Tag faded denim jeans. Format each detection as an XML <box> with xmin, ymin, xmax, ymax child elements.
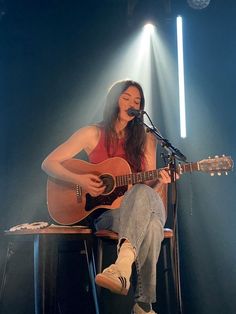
<box><xmin>94</xmin><ymin>183</ymin><xmax>166</xmax><ymax>303</ymax></box>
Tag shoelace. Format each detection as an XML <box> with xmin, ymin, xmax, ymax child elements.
<box><xmin>105</xmin><ymin>264</ymin><xmax>122</xmax><ymax>276</ymax></box>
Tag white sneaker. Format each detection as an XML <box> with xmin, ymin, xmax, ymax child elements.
<box><xmin>132</xmin><ymin>303</ymin><xmax>157</xmax><ymax>314</ymax></box>
<box><xmin>95</xmin><ymin>264</ymin><xmax>130</xmax><ymax>295</ymax></box>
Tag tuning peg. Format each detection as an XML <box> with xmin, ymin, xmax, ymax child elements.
<box><xmin>208</xmin><ymin>156</ymin><xmax>211</xmax><ymax>159</ymax></box>
<box><xmin>215</xmin><ymin>155</ymin><xmax>219</xmax><ymax>158</ymax></box>
<box><xmin>217</xmin><ymin>172</ymin><xmax>222</xmax><ymax>176</ymax></box>
<box><xmin>225</xmin><ymin>172</ymin><xmax>228</xmax><ymax>175</ymax></box>
<box><xmin>210</xmin><ymin>173</ymin><xmax>215</xmax><ymax>176</ymax></box>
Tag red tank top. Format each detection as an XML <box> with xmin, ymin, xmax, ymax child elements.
<box><xmin>88</xmin><ymin>127</ymin><xmax>127</xmax><ymax>164</ymax></box>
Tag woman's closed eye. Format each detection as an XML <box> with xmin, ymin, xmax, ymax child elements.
<box><xmin>122</xmin><ymin>96</ymin><xmax>140</xmax><ymax>106</ymax></box>
<box><xmin>122</xmin><ymin>96</ymin><xmax>130</xmax><ymax>101</ymax></box>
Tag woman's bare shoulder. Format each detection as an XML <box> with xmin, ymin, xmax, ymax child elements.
<box><xmin>72</xmin><ymin>124</ymin><xmax>100</xmax><ymax>140</ymax></box>
<box><xmin>68</xmin><ymin>124</ymin><xmax>101</xmax><ymax>154</ymax></box>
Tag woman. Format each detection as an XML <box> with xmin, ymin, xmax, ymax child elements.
<box><xmin>42</xmin><ymin>79</ymin><xmax>171</xmax><ymax>314</ymax></box>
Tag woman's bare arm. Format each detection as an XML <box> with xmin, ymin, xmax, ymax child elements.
<box><xmin>42</xmin><ymin>125</ymin><xmax>105</xmax><ymax>196</ymax></box>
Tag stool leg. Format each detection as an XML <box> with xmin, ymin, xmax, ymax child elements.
<box><xmin>96</xmin><ymin>239</ymin><xmax>103</xmax><ymax>275</ymax></box>
<box><xmin>0</xmin><ymin>241</ymin><xmax>15</xmax><ymax>307</ymax></box>
<box><xmin>84</xmin><ymin>239</ymin><xmax>100</xmax><ymax>314</ymax></box>
<box><xmin>34</xmin><ymin>235</ymin><xmax>58</xmax><ymax>314</ymax></box>
<box><xmin>162</xmin><ymin>239</ymin><xmax>172</xmax><ymax>314</ymax></box>
<box><xmin>95</xmin><ymin>238</ymin><xmax>104</xmax><ymax>298</ymax></box>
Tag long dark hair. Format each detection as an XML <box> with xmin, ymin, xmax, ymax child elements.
<box><xmin>102</xmin><ymin>79</ymin><xmax>147</xmax><ymax>172</ymax></box>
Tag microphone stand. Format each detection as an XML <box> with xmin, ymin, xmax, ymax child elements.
<box><xmin>136</xmin><ymin>113</ymin><xmax>185</xmax><ymax>314</ymax></box>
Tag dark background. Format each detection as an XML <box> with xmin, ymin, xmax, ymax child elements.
<box><xmin>0</xmin><ymin>0</ymin><xmax>235</xmax><ymax>313</ymax></box>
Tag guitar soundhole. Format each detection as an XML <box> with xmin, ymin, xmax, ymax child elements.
<box><xmin>100</xmin><ymin>174</ymin><xmax>114</xmax><ymax>194</ymax></box>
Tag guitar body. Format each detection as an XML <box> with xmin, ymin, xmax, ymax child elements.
<box><xmin>47</xmin><ymin>157</ymin><xmax>132</xmax><ymax>225</ymax></box>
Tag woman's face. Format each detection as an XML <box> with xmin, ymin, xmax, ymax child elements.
<box><xmin>118</xmin><ymin>86</ymin><xmax>141</xmax><ymax>122</ymax></box>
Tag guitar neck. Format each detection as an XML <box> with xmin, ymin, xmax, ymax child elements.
<box><xmin>115</xmin><ymin>162</ymin><xmax>201</xmax><ymax>187</ymax></box>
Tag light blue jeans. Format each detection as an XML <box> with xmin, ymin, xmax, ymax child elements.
<box><xmin>94</xmin><ymin>184</ymin><xmax>166</xmax><ymax>303</ymax></box>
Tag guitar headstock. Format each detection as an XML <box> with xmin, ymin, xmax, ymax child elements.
<box><xmin>198</xmin><ymin>155</ymin><xmax>234</xmax><ymax>176</ymax></box>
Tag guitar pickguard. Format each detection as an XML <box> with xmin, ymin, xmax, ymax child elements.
<box><xmin>85</xmin><ymin>186</ymin><xmax>128</xmax><ymax>211</ymax></box>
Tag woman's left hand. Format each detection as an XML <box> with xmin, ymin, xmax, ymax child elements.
<box><xmin>158</xmin><ymin>168</ymin><xmax>179</xmax><ymax>184</ymax></box>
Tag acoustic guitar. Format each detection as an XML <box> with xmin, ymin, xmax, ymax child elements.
<box><xmin>47</xmin><ymin>155</ymin><xmax>233</xmax><ymax>225</ymax></box>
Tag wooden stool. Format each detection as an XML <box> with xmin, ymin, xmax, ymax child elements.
<box><xmin>0</xmin><ymin>226</ymin><xmax>99</xmax><ymax>314</ymax></box>
<box><xmin>94</xmin><ymin>228</ymin><xmax>178</xmax><ymax>314</ymax></box>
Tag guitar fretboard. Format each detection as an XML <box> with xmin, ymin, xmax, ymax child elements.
<box><xmin>115</xmin><ymin>162</ymin><xmax>201</xmax><ymax>187</ymax></box>
<box><xmin>116</xmin><ymin>170</ymin><xmax>159</xmax><ymax>186</ymax></box>
<box><xmin>180</xmin><ymin>162</ymin><xmax>199</xmax><ymax>173</ymax></box>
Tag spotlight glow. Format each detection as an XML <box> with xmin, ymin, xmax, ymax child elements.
<box><xmin>176</xmin><ymin>16</ymin><xmax>187</xmax><ymax>138</ymax></box>
<box><xmin>143</xmin><ymin>23</ymin><xmax>155</xmax><ymax>34</ymax></box>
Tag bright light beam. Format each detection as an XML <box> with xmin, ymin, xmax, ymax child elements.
<box><xmin>143</xmin><ymin>23</ymin><xmax>155</xmax><ymax>34</ymax></box>
<box><xmin>176</xmin><ymin>16</ymin><xmax>187</xmax><ymax>138</ymax></box>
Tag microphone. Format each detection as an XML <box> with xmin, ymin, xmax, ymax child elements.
<box><xmin>127</xmin><ymin>108</ymin><xmax>145</xmax><ymax>117</ymax></box>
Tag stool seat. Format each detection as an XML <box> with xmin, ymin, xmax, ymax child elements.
<box><xmin>95</xmin><ymin>227</ymin><xmax>173</xmax><ymax>240</ymax></box>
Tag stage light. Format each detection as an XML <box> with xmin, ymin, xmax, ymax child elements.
<box><xmin>176</xmin><ymin>16</ymin><xmax>186</xmax><ymax>138</ymax></box>
<box><xmin>143</xmin><ymin>23</ymin><xmax>155</xmax><ymax>34</ymax></box>
<box><xmin>187</xmin><ymin>0</ymin><xmax>211</xmax><ymax>10</ymax></box>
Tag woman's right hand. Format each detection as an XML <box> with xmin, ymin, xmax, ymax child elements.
<box><xmin>77</xmin><ymin>173</ymin><xmax>105</xmax><ymax>197</ymax></box>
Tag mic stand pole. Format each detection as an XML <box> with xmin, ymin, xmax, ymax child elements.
<box><xmin>136</xmin><ymin>116</ymin><xmax>185</xmax><ymax>314</ymax></box>
<box><xmin>167</xmin><ymin>154</ymin><xmax>183</xmax><ymax>314</ymax></box>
